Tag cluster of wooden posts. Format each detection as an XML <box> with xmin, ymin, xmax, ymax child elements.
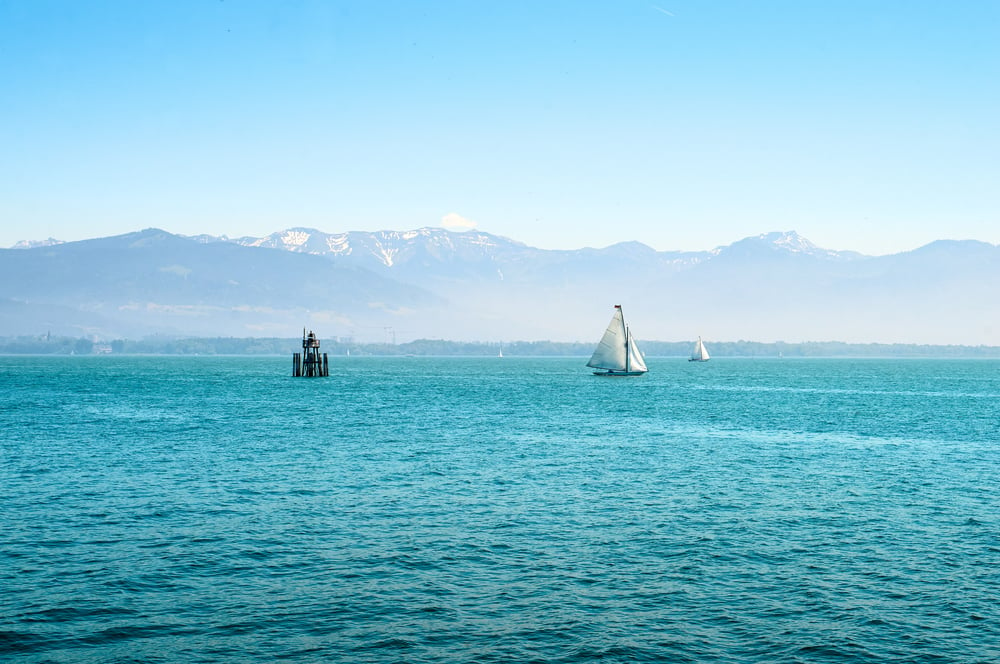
<box><xmin>292</xmin><ymin>329</ymin><xmax>329</xmax><ymax>377</ymax></box>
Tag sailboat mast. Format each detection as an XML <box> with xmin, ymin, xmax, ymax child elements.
<box><xmin>626</xmin><ymin>328</ymin><xmax>631</xmax><ymax>372</ymax></box>
<box><xmin>623</xmin><ymin>318</ymin><xmax>631</xmax><ymax>373</ymax></box>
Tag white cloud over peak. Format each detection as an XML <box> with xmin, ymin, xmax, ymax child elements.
<box><xmin>441</xmin><ymin>212</ymin><xmax>477</xmax><ymax>231</ymax></box>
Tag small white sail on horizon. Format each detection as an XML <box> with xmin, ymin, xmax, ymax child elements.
<box><xmin>689</xmin><ymin>336</ymin><xmax>710</xmax><ymax>362</ymax></box>
<box><xmin>587</xmin><ymin>305</ymin><xmax>648</xmax><ymax>376</ymax></box>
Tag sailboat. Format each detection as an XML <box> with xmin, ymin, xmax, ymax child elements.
<box><xmin>587</xmin><ymin>305</ymin><xmax>648</xmax><ymax>376</ymax></box>
<box><xmin>689</xmin><ymin>336</ymin><xmax>710</xmax><ymax>362</ymax></box>
<box><xmin>498</xmin><ymin>342</ymin><xmax>503</xmax><ymax>358</ymax></box>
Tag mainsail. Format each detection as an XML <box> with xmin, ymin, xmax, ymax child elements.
<box><xmin>587</xmin><ymin>305</ymin><xmax>648</xmax><ymax>374</ymax></box>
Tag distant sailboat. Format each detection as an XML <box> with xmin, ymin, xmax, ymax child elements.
<box><xmin>689</xmin><ymin>336</ymin><xmax>710</xmax><ymax>362</ymax></box>
<box><xmin>498</xmin><ymin>342</ymin><xmax>504</xmax><ymax>358</ymax></box>
<box><xmin>587</xmin><ymin>305</ymin><xmax>648</xmax><ymax>376</ymax></box>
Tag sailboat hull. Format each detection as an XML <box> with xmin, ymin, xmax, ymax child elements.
<box><xmin>592</xmin><ymin>370</ymin><xmax>646</xmax><ymax>376</ymax></box>
<box><xmin>688</xmin><ymin>358</ymin><xmax>709</xmax><ymax>362</ymax></box>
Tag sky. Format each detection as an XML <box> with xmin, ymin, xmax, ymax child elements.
<box><xmin>1</xmin><ymin>0</ymin><xmax>998</xmax><ymax>255</ymax></box>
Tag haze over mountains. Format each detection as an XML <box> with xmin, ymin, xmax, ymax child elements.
<box><xmin>2</xmin><ymin>228</ymin><xmax>997</xmax><ymax>345</ymax></box>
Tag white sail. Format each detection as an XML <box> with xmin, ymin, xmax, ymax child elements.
<box><xmin>587</xmin><ymin>305</ymin><xmax>647</xmax><ymax>374</ymax></box>
<box><xmin>627</xmin><ymin>331</ymin><xmax>648</xmax><ymax>372</ymax></box>
<box><xmin>587</xmin><ymin>307</ymin><xmax>628</xmax><ymax>370</ymax></box>
<box><xmin>691</xmin><ymin>336</ymin><xmax>710</xmax><ymax>361</ymax></box>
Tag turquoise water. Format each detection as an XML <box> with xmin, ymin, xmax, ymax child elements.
<box><xmin>2</xmin><ymin>356</ymin><xmax>999</xmax><ymax>663</ymax></box>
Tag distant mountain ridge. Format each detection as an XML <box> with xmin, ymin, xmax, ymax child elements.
<box><xmin>2</xmin><ymin>227</ymin><xmax>998</xmax><ymax>345</ymax></box>
<box><xmin>192</xmin><ymin>226</ymin><xmax>851</xmax><ymax>269</ymax></box>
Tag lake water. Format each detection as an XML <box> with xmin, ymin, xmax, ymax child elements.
<box><xmin>2</xmin><ymin>356</ymin><xmax>999</xmax><ymax>662</ymax></box>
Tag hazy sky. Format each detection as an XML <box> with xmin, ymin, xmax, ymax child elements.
<box><xmin>2</xmin><ymin>0</ymin><xmax>998</xmax><ymax>254</ymax></box>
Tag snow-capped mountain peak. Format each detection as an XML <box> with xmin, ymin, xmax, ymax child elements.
<box><xmin>10</xmin><ymin>237</ymin><xmax>64</xmax><ymax>249</ymax></box>
<box><xmin>716</xmin><ymin>230</ymin><xmax>858</xmax><ymax>261</ymax></box>
<box><xmin>761</xmin><ymin>230</ymin><xmax>816</xmax><ymax>252</ymax></box>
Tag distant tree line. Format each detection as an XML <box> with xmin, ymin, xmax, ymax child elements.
<box><xmin>3</xmin><ymin>335</ymin><xmax>1000</xmax><ymax>358</ymax></box>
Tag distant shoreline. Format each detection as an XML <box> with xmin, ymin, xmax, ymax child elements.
<box><xmin>2</xmin><ymin>336</ymin><xmax>999</xmax><ymax>358</ymax></box>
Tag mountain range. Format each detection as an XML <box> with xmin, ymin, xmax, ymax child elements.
<box><xmin>2</xmin><ymin>228</ymin><xmax>998</xmax><ymax>345</ymax></box>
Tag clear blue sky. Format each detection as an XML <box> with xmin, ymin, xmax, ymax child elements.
<box><xmin>2</xmin><ymin>0</ymin><xmax>997</xmax><ymax>254</ymax></box>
